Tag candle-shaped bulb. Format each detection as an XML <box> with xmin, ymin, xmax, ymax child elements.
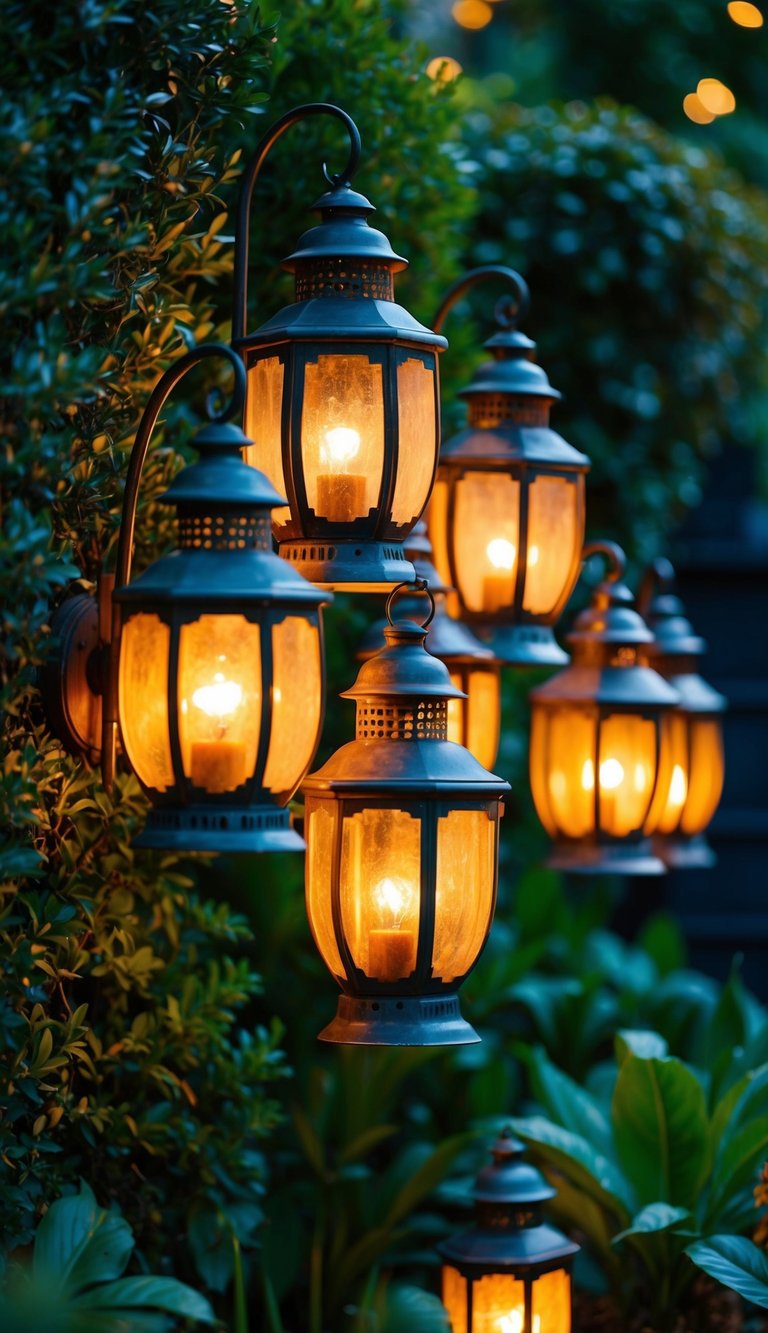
<box><xmin>321</xmin><ymin>425</ymin><xmax>361</xmax><ymax>471</ymax></box>
<box><xmin>191</xmin><ymin>671</ymin><xmax>243</xmax><ymax>721</ymax></box>
<box><xmin>487</xmin><ymin>536</ymin><xmax>517</xmax><ymax>571</ymax></box>
<box><xmin>374</xmin><ymin>875</ymin><xmax>414</xmax><ymax>927</ymax></box>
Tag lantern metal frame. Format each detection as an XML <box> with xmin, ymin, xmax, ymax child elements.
<box><xmin>302</xmin><ymin>581</ymin><xmax>510</xmax><ymax>1047</ymax></box>
<box><xmin>42</xmin><ymin>343</ymin><xmax>330</xmax><ymax>854</ymax></box>
<box><xmin>231</xmin><ymin>103</ymin><xmax>447</xmax><ymax>591</ymax></box>
<box><xmin>529</xmin><ymin>541</ymin><xmax>679</xmax><ymax>875</ymax></box>
<box><xmin>438</xmin><ymin>1129</ymin><xmax>579</xmax><ymax>1333</ymax></box>
<box><xmin>638</xmin><ymin>557</ymin><xmax>727</xmax><ymax>869</ymax></box>
<box><xmin>428</xmin><ymin>266</ymin><xmax>590</xmax><ymax>666</ymax></box>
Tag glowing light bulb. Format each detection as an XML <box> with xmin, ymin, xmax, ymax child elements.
<box><xmin>528</xmin><ymin>545</ymin><xmax>540</xmax><ymax>567</ymax></box>
<box><xmin>498</xmin><ymin>1313</ymin><xmax>541</xmax><ymax>1333</ymax></box>
<box><xmin>374</xmin><ymin>876</ymin><xmax>414</xmax><ymax>927</ymax></box>
<box><xmin>321</xmin><ymin>425</ymin><xmax>361</xmax><ymax>469</ymax></box>
<box><xmin>487</xmin><ymin>537</ymin><xmax>517</xmax><ymax>571</ymax></box>
<box><xmin>600</xmin><ymin>758</ymin><xmax>625</xmax><ymax>790</ymax></box>
<box><xmin>191</xmin><ymin>672</ymin><xmax>243</xmax><ymax>718</ymax></box>
<box><xmin>669</xmin><ymin>764</ymin><xmax>688</xmax><ymax>807</ymax></box>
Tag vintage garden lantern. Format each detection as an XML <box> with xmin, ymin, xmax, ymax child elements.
<box><xmin>44</xmin><ymin>344</ymin><xmax>329</xmax><ymax>853</ymax></box>
<box><xmin>358</xmin><ymin>523</ymin><xmax>503</xmax><ymax>771</ymax></box>
<box><xmin>302</xmin><ymin>582</ymin><xmax>509</xmax><ymax>1046</ymax></box>
<box><xmin>528</xmin><ymin>542</ymin><xmax>679</xmax><ymax>874</ymax></box>
<box><xmin>639</xmin><ymin>558</ymin><xmax>726</xmax><ymax>868</ymax></box>
<box><xmin>427</xmin><ymin>267</ymin><xmax>590</xmax><ymax>666</ymax></box>
<box><xmin>439</xmin><ymin>1129</ymin><xmax>578</xmax><ymax>1333</ymax></box>
<box><xmin>231</xmin><ymin>103</ymin><xmax>447</xmax><ymax>591</ymax></box>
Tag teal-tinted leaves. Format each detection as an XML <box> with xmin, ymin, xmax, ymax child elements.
<box><xmin>612</xmin><ymin>1055</ymin><xmax>710</xmax><ymax>1210</ymax></box>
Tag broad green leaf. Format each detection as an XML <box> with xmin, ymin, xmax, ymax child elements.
<box><xmin>511</xmin><ymin>1116</ymin><xmax>634</xmax><ymax>1220</ymax></box>
<box><xmin>33</xmin><ymin>1184</ymin><xmax>101</xmax><ymax>1284</ymax></box>
<box><xmin>612</xmin><ymin>1056</ymin><xmax>710</xmax><ymax>1209</ymax></box>
<box><xmin>529</xmin><ymin>1046</ymin><xmax>611</xmax><ymax>1147</ymax></box>
<box><xmin>705</xmin><ymin>1116</ymin><xmax>768</xmax><ymax>1227</ymax></box>
<box><xmin>615</xmin><ymin>1030</ymin><xmax>668</xmax><ymax>1063</ymax></box>
<box><xmin>71</xmin><ymin>1276</ymin><xmax>215</xmax><ymax>1322</ymax></box>
<box><xmin>686</xmin><ymin>1236</ymin><xmax>768</xmax><ymax>1309</ymax></box>
<box><xmin>377</xmin><ymin>1284</ymin><xmax>450</xmax><ymax>1332</ymax></box>
<box><xmin>383</xmin><ymin>1135</ymin><xmax>470</xmax><ymax>1228</ymax></box>
<box><xmin>711</xmin><ymin>1061</ymin><xmax>768</xmax><ymax>1153</ymax></box>
<box><xmin>614</xmin><ymin>1203</ymin><xmax>690</xmax><ymax>1245</ymax></box>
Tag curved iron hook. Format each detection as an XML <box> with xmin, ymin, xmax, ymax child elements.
<box><xmin>231</xmin><ymin>103</ymin><xmax>362</xmax><ymax>343</ymax></box>
<box><xmin>385</xmin><ymin>577</ymin><xmax>436</xmax><ymax>630</ymax></box>
<box><xmin>581</xmin><ymin>539</ymin><xmax>627</xmax><ymax>584</ymax></box>
<box><xmin>431</xmin><ymin>264</ymin><xmax>531</xmax><ymax>337</ymax></box>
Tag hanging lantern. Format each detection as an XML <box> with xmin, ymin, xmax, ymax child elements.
<box><xmin>439</xmin><ymin>1129</ymin><xmax>579</xmax><ymax>1333</ymax></box>
<box><xmin>358</xmin><ymin>523</ymin><xmax>503</xmax><ymax>771</ymax></box>
<box><xmin>528</xmin><ymin>542</ymin><xmax>679</xmax><ymax>875</ymax></box>
<box><xmin>231</xmin><ymin>103</ymin><xmax>447</xmax><ymax>591</ymax></box>
<box><xmin>639</xmin><ymin>558</ymin><xmax>727</xmax><ymax>868</ymax></box>
<box><xmin>43</xmin><ymin>345</ymin><xmax>330</xmax><ymax>853</ymax></box>
<box><xmin>427</xmin><ymin>267</ymin><xmax>590</xmax><ymax>666</ymax></box>
<box><xmin>302</xmin><ymin>583</ymin><xmax>509</xmax><ymax>1046</ymax></box>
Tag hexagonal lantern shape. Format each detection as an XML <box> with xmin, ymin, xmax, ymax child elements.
<box><xmin>427</xmin><ymin>268</ymin><xmax>590</xmax><ymax>665</ymax></box>
<box><xmin>303</xmin><ymin>586</ymin><xmax>509</xmax><ymax>1046</ymax></box>
<box><xmin>529</xmin><ymin>542</ymin><xmax>679</xmax><ymax>875</ymax></box>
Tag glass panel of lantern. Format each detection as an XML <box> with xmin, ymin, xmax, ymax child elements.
<box><xmin>639</xmin><ymin>559</ymin><xmax>727</xmax><ymax>868</ymax></box>
<box><xmin>302</xmin><ymin>588</ymin><xmax>509</xmax><ymax>1046</ymax></box>
<box><xmin>528</xmin><ymin>542</ymin><xmax>679</xmax><ymax>875</ymax></box>
<box><xmin>428</xmin><ymin>307</ymin><xmax>589</xmax><ymax>665</ymax></box>
<box><xmin>236</xmin><ymin>180</ymin><xmax>447</xmax><ymax>591</ymax></box>
<box><xmin>357</xmin><ymin>523</ymin><xmax>503</xmax><ymax>772</ymax></box>
<box><xmin>439</xmin><ymin>1131</ymin><xmax>579</xmax><ymax>1333</ymax></box>
<box><xmin>116</xmin><ymin>416</ymin><xmax>330</xmax><ymax>853</ymax></box>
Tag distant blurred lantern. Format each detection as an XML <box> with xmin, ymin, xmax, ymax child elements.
<box><xmin>231</xmin><ymin>103</ymin><xmax>447</xmax><ymax>592</ymax></box>
<box><xmin>696</xmin><ymin>77</ymin><xmax>736</xmax><ymax>115</ymax></box>
<box><xmin>427</xmin><ymin>267</ymin><xmax>590</xmax><ymax>666</ymax></box>
<box><xmin>358</xmin><ymin>523</ymin><xmax>503</xmax><ymax>771</ymax></box>
<box><xmin>303</xmin><ymin>583</ymin><xmax>509</xmax><ymax>1046</ymax></box>
<box><xmin>43</xmin><ymin>345</ymin><xmax>329</xmax><ymax>853</ymax></box>
<box><xmin>439</xmin><ymin>1129</ymin><xmax>579</xmax><ymax>1333</ymax></box>
<box><xmin>728</xmin><ymin>1</ymin><xmax>764</xmax><ymax>26</ymax></box>
<box><xmin>639</xmin><ymin>558</ymin><xmax>727</xmax><ymax>868</ymax></box>
<box><xmin>426</xmin><ymin>55</ymin><xmax>464</xmax><ymax>81</ymax></box>
<box><xmin>529</xmin><ymin>542</ymin><xmax>679</xmax><ymax>875</ymax></box>
<box><xmin>683</xmin><ymin>93</ymin><xmax>716</xmax><ymax>125</ymax></box>
<box><xmin>452</xmin><ymin>0</ymin><xmax>494</xmax><ymax>27</ymax></box>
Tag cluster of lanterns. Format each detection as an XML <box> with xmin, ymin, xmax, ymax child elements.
<box><xmin>42</xmin><ymin>101</ymin><xmax>728</xmax><ymax>1333</ymax></box>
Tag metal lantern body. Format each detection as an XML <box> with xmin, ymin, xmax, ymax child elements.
<box><xmin>235</xmin><ymin>183</ymin><xmax>447</xmax><ymax>591</ymax></box>
<box><xmin>529</xmin><ymin>545</ymin><xmax>679</xmax><ymax>875</ymax></box>
<box><xmin>115</xmin><ymin>418</ymin><xmax>330</xmax><ymax>852</ymax></box>
<box><xmin>439</xmin><ymin>1132</ymin><xmax>578</xmax><ymax>1333</ymax></box>
<box><xmin>641</xmin><ymin>573</ymin><xmax>726</xmax><ymax>868</ymax></box>
<box><xmin>358</xmin><ymin>525</ymin><xmax>503</xmax><ymax>772</ymax></box>
<box><xmin>428</xmin><ymin>325</ymin><xmax>590</xmax><ymax>666</ymax></box>
<box><xmin>302</xmin><ymin>604</ymin><xmax>509</xmax><ymax>1046</ymax></box>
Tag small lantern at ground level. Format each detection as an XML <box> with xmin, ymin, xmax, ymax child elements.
<box><xmin>358</xmin><ymin>523</ymin><xmax>503</xmax><ymax>771</ymax></box>
<box><xmin>232</xmin><ymin>103</ymin><xmax>447</xmax><ymax>591</ymax></box>
<box><xmin>639</xmin><ymin>558</ymin><xmax>727</xmax><ymax>868</ymax></box>
<box><xmin>303</xmin><ymin>584</ymin><xmax>509</xmax><ymax>1046</ymax></box>
<box><xmin>529</xmin><ymin>542</ymin><xmax>679</xmax><ymax>875</ymax></box>
<box><xmin>439</xmin><ymin>1130</ymin><xmax>578</xmax><ymax>1333</ymax></box>
<box><xmin>427</xmin><ymin>267</ymin><xmax>590</xmax><ymax>666</ymax></box>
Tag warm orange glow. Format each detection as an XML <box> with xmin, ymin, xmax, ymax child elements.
<box><xmin>119</xmin><ymin>613</ymin><xmax>173</xmax><ymax>791</ymax></box>
<box><xmin>646</xmin><ymin>713</ymin><xmax>724</xmax><ymax>837</ymax></box>
<box><xmin>302</xmin><ymin>354</ymin><xmax>384</xmax><ymax>521</ymax></box>
<box><xmin>433</xmin><ymin>809</ymin><xmax>496</xmax><ymax>982</ymax></box>
<box><xmin>178</xmin><ymin>615</ymin><xmax>261</xmax><ymax>792</ymax></box>
<box><xmin>339</xmin><ymin>808</ymin><xmax>421</xmax><ymax>980</ymax></box>
<box><xmin>306</xmin><ymin>801</ymin><xmax>344</xmax><ymax>978</ymax></box>
<box><xmin>392</xmin><ymin>358</ymin><xmax>438</xmax><ymax>527</ymax></box>
<box><xmin>683</xmin><ymin>93</ymin><xmax>716</xmax><ymax>125</ymax></box>
<box><xmin>449</xmin><ymin>666</ymin><xmax>501</xmax><ymax>771</ymax></box>
<box><xmin>728</xmin><ymin>0</ymin><xmax>764</xmax><ymax>24</ymax></box>
<box><xmin>426</xmin><ymin>55</ymin><xmax>464</xmax><ymax>81</ymax></box>
<box><xmin>442</xmin><ymin>1266</ymin><xmax>571</xmax><ymax>1333</ymax></box>
<box><xmin>244</xmin><ymin>355</ymin><xmax>290</xmax><ymax>527</ymax></box>
<box><xmin>263</xmin><ymin>616</ymin><xmax>323</xmax><ymax>801</ymax></box>
<box><xmin>454</xmin><ymin>472</ymin><xmax>520</xmax><ymax>613</ymax></box>
<box><xmin>523</xmin><ymin>476</ymin><xmax>582</xmax><ymax>616</ymax></box>
<box><xmin>697</xmin><ymin>78</ymin><xmax>737</xmax><ymax>115</ymax></box>
<box><xmin>452</xmin><ymin>0</ymin><xmax>493</xmax><ymax>27</ymax></box>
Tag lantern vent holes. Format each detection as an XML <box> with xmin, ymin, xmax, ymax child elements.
<box><xmin>295</xmin><ymin>259</ymin><xmax>394</xmax><ymax>302</ymax></box>
<box><xmin>356</xmin><ymin>699</ymin><xmax>448</xmax><ymax>740</ymax></box>
<box><xmin>468</xmin><ymin>395</ymin><xmax>549</xmax><ymax>429</ymax></box>
<box><xmin>178</xmin><ymin>513</ymin><xmax>271</xmax><ymax>551</ymax></box>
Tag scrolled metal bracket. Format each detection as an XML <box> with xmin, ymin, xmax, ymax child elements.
<box><xmin>431</xmin><ymin>264</ymin><xmax>531</xmax><ymax>337</ymax></box>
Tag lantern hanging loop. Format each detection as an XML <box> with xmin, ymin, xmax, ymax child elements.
<box><xmin>232</xmin><ymin>102</ymin><xmax>362</xmax><ymax>342</ymax></box>
<box><xmin>431</xmin><ymin>264</ymin><xmax>530</xmax><ymax>336</ymax></box>
<box><xmin>385</xmin><ymin>577</ymin><xmax>436</xmax><ymax>630</ymax></box>
<box><xmin>104</xmin><ymin>342</ymin><xmax>246</xmax><ymax>790</ymax></box>
<box><xmin>581</xmin><ymin>538</ymin><xmax>626</xmax><ymax>585</ymax></box>
<box><xmin>636</xmin><ymin>554</ymin><xmax>676</xmax><ymax>616</ymax></box>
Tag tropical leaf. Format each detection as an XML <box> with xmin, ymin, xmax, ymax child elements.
<box><xmin>614</xmin><ymin>1203</ymin><xmax>691</xmax><ymax>1245</ymax></box>
<box><xmin>511</xmin><ymin>1116</ymin><xmax>634</xmax><ymax>1220</ymax></box>
<box><xmin>529</xmin><ymin>1046</ymin><xmax>611</xmax><ymax>1148</ymax></box>
<box><xmin>612</xmin><ymin>1056</ymin><xmax>710</xmax><ymax>1209</ymax></box>
<box><xmin>686</xmin><ymin>1236</ymin><xmax>768</xmax><ymax>1309</ymax></box>
<box><xmin>71</xmin><ymin>1276</ymin><xmax>216</xmax><ymax>1322</ymax></box>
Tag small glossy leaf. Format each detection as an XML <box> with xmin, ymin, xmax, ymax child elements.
<box><xmin>686</xmin><ymin>1236</ymin><xmax>768</xmax><ymax>1308</ymax></box>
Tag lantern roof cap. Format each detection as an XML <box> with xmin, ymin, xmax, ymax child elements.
<box><xmin>282</xmin><ymin>181</ymin><xmax>407</xmax><ymax>271</ymax></box>
<box><xmin>567</xmin><ymin>540</ymin><xmax>655</xmax><ymax>651</ymax></box>
<box><xmin>472</xmin><ymin>1129</ymin><xmax>556</xmax><ymax>1206</ymax></box>
<box><xmin>459</xmin><ymin>326</ymin><xmax>562</xmax><ymax>402</ymax></box>
<box><xmin>637</xmin><ymin>557</ymin><xmax>707</xmax><ymax>659</ymax></box>
<box><xmin>344</xmin><ymin>616</ymin><xmax>466</xmax><ymax>702</ymax></box>
<box><xmin>160</xmin><ymin>419</ymin><xmax>288</xmax><ymax>510</ymax></box>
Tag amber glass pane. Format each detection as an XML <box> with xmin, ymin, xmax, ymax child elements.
<box><xmin>523</xmin><ymin>475</ymin><xmax>582</xmax><ymax>616</ymax></box>
<box><xmin>454</xmin><ymin>472</ymin><xmax>520</xmax><ymax>614</ymax></box>
<box><xmin>306</xmin><ymin>799</ymin><xmax>344</xmax><ymax>979</ymax></box>
<box><xmin>467</xmin><ymin>665</ymin><xmax>502</xmax><ymax>771</ymax></box>
<box><xmin>472</xmin><ymin>1272</ymin><xmax>528</xmax><ymax>1332</ymax></box>
<box><xmin>646</xmin><ymin>711</ymin><xmax>688</xmax><ymax>836</ymax></box>
<box><xmin>178</xmin><ymin>615</ymin><xmax>261</xmax><ymax>793</ymax></box>
<box><xmin>302</xmin><ymin>354</ymin><xmax>384</xmax><ymax>521</ymax></box>
<box><xmin>264</xmin><ymin>616</ymin><xmax>322</xmax><ymax>802</ymax></box>
<box><xmin>391</xmin><ymin>357</ymin><xmax>437</xmax><ymax>526</ymax></box>
<box><xmin>442</xmin><ymin>1265</ymin><xmax>468</xmax><ymax>1333</ymax></box>
<box><xmin>535</xmin><ymin>706</ymin><xmax>598</xmax><ymax>839</ymax></box>
<box><xmin>340</xmin><ymin>808</ymin><xmax>421</xmax><ymax>980</ymax></box>
<box><xmin>533</xmin><ymin>1268</ymin><xmax>571</xmax><ymax>1333</ymax></box>
<box><xmin>597</xmin><ymin>713</ymin><xmax>657</xmax><ymax>837</ymax></box>
<box><xmin>428</xmin><ymin>479</ymin><xmax>460</xmax><ymax>617</ymax></box>
<box><xmin>529</xmin><ymin>706</ymin><xmax>557</xmax><ymax>837</ymax></box>
<box><xmin>433</xmin><ymin>809</ymin><xmax>495</xmax><ymax>983</ymax></box>
<box><xmin>682</xmin><ymin>716</ymin><xmax>725</xmax><ymax>836</ymax></box>
<box><xmin>119</xmin><ymin>613</ymin><xmax>173</xmax><ymax>791</ymax></box>
<box><xmin>447</xmin><ymin>670</ymin><xmax>466</xmax><ymax>746</ymax></box>
<box><xmin>244</xmin><ymin>355</ymin><xmax>290</xmax><ymax>527</ymax></box>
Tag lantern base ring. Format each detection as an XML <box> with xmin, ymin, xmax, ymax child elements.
<box><xmin>546</xmin><ymin>837</ymin><xmax>667</xmax><ymax>876</ymax></box>
<box><xmin>485</xmin><ymin>623</ymin><xmax>569</xmax><ymax>668</ymax></box>
<box><xmin>655</xmin><ymin>832</ymin><xmax>716</xmax><ymax>870</ymax></box>
<box><xmin>318</xmin><ymin>991</ymin><xmax>480</xmax><ymax>1046</ymax></box>
<box><xmin>278</xmin><ymin>538</ymin><xmax>416</xmax><ymax>593</ymax></box>
<box><xmin>134</xmin><ymin>802</ymin><xmax>305</xmax><ymax>854</ymax></box>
